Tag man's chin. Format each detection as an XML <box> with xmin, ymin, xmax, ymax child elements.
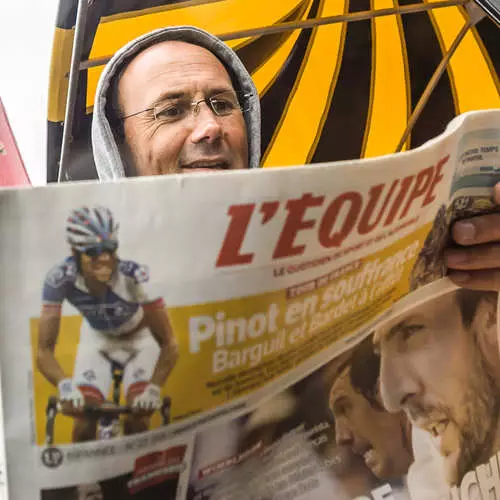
<box><xmin>93</xmin><ymin>272</ymin><xmax>113</xmax><ymax>283</ymax></box>
<box><xmin>180</xmin><ymin>167</ymin><xmax>226</xmax><ymax>174</ymax></box>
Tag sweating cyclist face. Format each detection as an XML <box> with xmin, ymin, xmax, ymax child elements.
<box><xmin>118</xmin><ymin>41</ymin><xmax>248</xmax><ymax>175</ymax></box>
<box><xmin>377</xmin><ymin>292</ymin><xmax>500</xmax><ymax>485</ymax></box>
<box><xmin>79</xmin><ymin>249</ymin><xmax>117</xmax><ymax>284</ymax></box>
<box><xmin>330</xmin><ymin>366</ymin><xmax>411</xmax><ymax>480</ymax></box>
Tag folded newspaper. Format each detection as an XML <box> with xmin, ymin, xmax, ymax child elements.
<box><xmin>0</xmin><ymin>109</ymin><xmax>499</xmax><ymax>500</ymax></box>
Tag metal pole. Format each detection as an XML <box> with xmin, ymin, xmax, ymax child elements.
<box><xmin>395</xmin><ymin>2</ymin><xmax>483</xmax><ymax>152</ymax></box>
<box><xmin>57</xmin><ymin>0</ymin><xmax>90</xmax><ymax>182</ymax></box>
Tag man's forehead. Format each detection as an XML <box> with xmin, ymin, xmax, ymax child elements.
<box><xmin>123</xmin><ymin>40</ymin><xmax>230</xmax><ymax>84</ymax></box>
<box><xmin>330</xmin><ymin>364</ymin><xmax>352</xmax><ymax>396</ymax></box>
<box><xmin>117</xmin><ymin>40</ymin><xmax>234</xmax><ymax>109</ymax></box>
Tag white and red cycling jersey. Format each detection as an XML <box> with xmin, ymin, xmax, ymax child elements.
<box><xmin>42</xmin><ymin>256</ymin><xmax>164</xmax><ymax>335</ymax></box>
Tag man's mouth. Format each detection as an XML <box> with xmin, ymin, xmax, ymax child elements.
<box><xmin>417</xmin><ymin>417</ymin><xmax>455</xmax><ymax>458</ymax></box>
<box><xmin>425</xmin><ymin>420</ymin><xmax>449</xmax><ymax>439</ymax></box>
<box><xmin>418</xmin><ymin>417</ymin><xmax>461</xmax><ymax>484</ymax></box>
<box><xmin>353</xmin><ymin>444</ymin><xmax>377</xmax><ymax>469</ymax></box>
<box><xmin>181</xmin><ymin>159</ymin><xmax>230</xmax><ymax>171</ymax></box>
<box><xmin>363</xmin><ymin>447</ymin><xmax>375</xmax><ymax>465</ymax></box>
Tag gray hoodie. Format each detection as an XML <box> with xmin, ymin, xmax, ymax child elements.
<box><xmin>91</xmin><ymin>26</ymin><xmax>261</xmax><ymax>180</ymax></box>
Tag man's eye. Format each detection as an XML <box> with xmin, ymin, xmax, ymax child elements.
<box><xmin>333</xmin><ymin>402</ymin><xmax>349</xmax><ymax>417</ymax></box>
<box><xmin>211</xmin><ymin>97</ymin><xmax>237</xmax><ymax>115</ymax></box>
<box><xmin>155</xmin><ymin>103</ymin><xmax>188</xmax><ymax>121</ymax></box>
<box><xmin>401</xmin><ymin>325</ymin><xmax>424</xmax><ymax>342</ymax></box>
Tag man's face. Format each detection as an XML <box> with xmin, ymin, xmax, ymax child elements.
<box><xmin>330</xmin><ymin>367</ymin><xmax>411</xmax><ymax>480</ymax></box>
<box><xmin>118</xmin><ymin>41</ymin><xmax>249</xmax><ymax>175</ymax></box>
<box><xmin>79</xmin><ymin>250</ymin><xmax>117</xmax><ymax>284</ymax></box>
<box><xmin>377</xmin><ymin>292</ymin><xmax>500</xmax><ymax>485</ymax></box>
<box><xmin>77</xmin><ymin>482</ymin><xmax>103</xmax><ymax>500</ymax></box>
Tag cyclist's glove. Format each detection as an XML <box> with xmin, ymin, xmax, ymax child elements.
<box><xmin>58</xmin><ymin>378</ymin><xmax>85</xmax><ymax>408</ymax></box>
<box><xmin>132</xmin><ymin>383</ymin><xmax>161</xmax><ymax>411</ymax></box>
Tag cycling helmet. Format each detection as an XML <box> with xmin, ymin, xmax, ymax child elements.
<box><xmin>66</xmin><ymin>206</ymin><xmax>119</xmax><ymax>254</ymax></box>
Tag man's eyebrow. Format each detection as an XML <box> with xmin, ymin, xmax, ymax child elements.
<box><xmin>208</xmin><ymin>86</ymin><xmax>237</xmax><ymax>96</ymax></box>
<box><xmin>152</xmin><ymin>91</ymin><xmax>186</xmax><ymax>104</ymax></box>
<box><xmin>373</xmin><ymin>319</ymin><xmax>410</xmax><ymax>345</ymax></box>
<box><xmin>152</xmin><ymin>87</ymin><xmax>236</xmax><ymax>105</ymax></box>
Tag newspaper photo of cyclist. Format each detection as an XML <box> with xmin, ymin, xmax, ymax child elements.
<box><xmin>32</xmin><ymin>206</ymin><xmax>179</xmax><ymax>444</ymax></box>
<box><xmin>328</xmin><ymin>338</ymin><xmax>414</xmax><ymax>499</ymax></box>
<box><xmin>374</xmin><ymin>286</ymin><xmax>500</xmax><ymax>496</ymax></box>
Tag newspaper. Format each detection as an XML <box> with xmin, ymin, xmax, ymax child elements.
<box><xmin>0</xmin><ymin>108</ymin><xmax>499</xmax><ymax>499</ymax></box>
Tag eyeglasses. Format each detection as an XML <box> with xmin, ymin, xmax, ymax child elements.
<box><xmin>120</xmin><ymin>91</ymin><xmax>251</xmax><ymax>123</ymax></box>
<box><xmin>83</xmin><ymin>241</ymin><xmax>118</xmax><ymax>258</ymax></box>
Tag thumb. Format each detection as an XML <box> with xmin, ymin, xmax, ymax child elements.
<box><xmin>494</xmin><ymin>183</ymin><xmax>500</xmax><ymax>205</ymax></box>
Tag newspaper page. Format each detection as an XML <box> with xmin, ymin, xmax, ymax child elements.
<box><xmin>0</xmin><ymin>108</ymin><xmax>499</xmax><ymax>499</ymax></box>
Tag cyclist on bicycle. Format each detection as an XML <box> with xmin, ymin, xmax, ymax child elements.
<box><xmin>37</xmin><ymin>206</ymin><xmax>178</xmax><ymax>442</ymax></box>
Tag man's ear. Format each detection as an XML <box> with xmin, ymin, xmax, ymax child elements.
<box><xmin>473</xmin><ymin>294</ymin><xmax>500</xmax><ymax>374</ymax></box>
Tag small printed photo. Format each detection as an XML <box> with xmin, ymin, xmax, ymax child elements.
<box><xmin>40</xmin><ymin>445</ymin><xmax>186</xmax><ymax>499</ymax></box>
<box><xmin>188</xmin><ymin>340</ymin><xmax>413</xmax><ymax>500</ymax></box>
<box><xmin>32</xmin><ymin>206</ymin><xmax>178</xmax><ymax>445</ymax></box>
<box><xmin>374</xmin><ymin>287</ymin><xmax>500</xmax><ymax>494</ymax></box>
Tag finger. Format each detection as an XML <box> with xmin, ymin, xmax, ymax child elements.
<box><xmin>452</xmin><ymin>212</ymin><xmax>500</xmax><ymax>246</ymax></box>
<box><xmin>494</xmin><ymin>183</ymin><xmax>500</xmax><ymax>205</ymax></box>
<box><xmin>445</xmin><ymin>244</ymin><xmax>500</xmax><ymax>270</ymax></box>
<box><xmin>448</xmin><ymin>269</ymin><xmax>500</xmax><ymax>291</ymax></box>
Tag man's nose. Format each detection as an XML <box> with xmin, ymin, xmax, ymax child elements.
<box><xmin>335</xmin><ymin>419</ymin><xmax>353</xmax><ymax>446</ymax></box>
<box><xmin>379</xmin><ymin>351</ymin><xmax>420</xmax><ymax>413</ymax></box>
<box><xmin>189</xmin><ymin>103</ymin><xmax>223</xmax><ymax>144</ymax></box>
<box><xmin>97</xmin><ymin>252</ymin><xmax>112</xmax><ymax>262</ymax></box>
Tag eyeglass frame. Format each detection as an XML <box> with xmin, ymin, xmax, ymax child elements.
<box><xmin>82</xmin><ymin>240</ymin><xmax>119</xmax><ymax>258</ymax></box>
<box><xmin>118</xmin><ymin>90</ymin><xmax>252</xmax><ymax>122</ymax></box>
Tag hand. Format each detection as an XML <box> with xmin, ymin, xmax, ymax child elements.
<box><xmin>58</xmin><ymin>378</ymin><xmax>84</xmax><ymax>409</ymax></box>
<box><xmin>446</xmin><ymin>183</ymin><xmax>500</xmax><ymax>290</ymax></box>
<box><xmin>132</xmin><ymin>383</ymin><xmax>161</xmax><ymax>411</ymax></box>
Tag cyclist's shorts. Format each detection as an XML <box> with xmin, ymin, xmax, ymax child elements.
<box><xmin>73</xmin><ymin>321</ymin><xmax>160</xmax><ymax>401</ymax></box>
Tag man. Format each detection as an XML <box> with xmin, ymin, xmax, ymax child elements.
<box><xmin>91</xmin><ymin>25</ymin><xmax>500</xmax><ymax>291</ymax></box>
<box><xmin>37</xmin><ymin>206</ymin><xmax>178</xmax><ymax>442</ymax></box>
<box><xmin>376</xmin><ymin>288</ymin><xmax>500</xmax><ymax>487</ymax></box>
<box><xmin>92</xmin><ymin>26</ymin><xmax>260</xmax><ymax>179</ymax></box>
<box><xmin>329</xmin><ymin>339</ymin><xmax>413</xmax><ymax>484</ymax></box>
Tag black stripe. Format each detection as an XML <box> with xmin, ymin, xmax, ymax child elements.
<box><xmin>56</xmin><ymin>0</ymin><xmax>196</xmax><ymax>29</ymax></box>
<box><xmin>105</xmin><ymin>0</ymin><xmax>194</xmax><ymax>17</ymax></box>
<box><xmin>260</xmin><ymin>0</ymin><xmax>322</xmax><ymax>157</ymax></box>
<box><xmin>310</xmin><ymin>0</ymin><xmax>372</xmax><ymax>163</ymax></box>
<box><xmin>55</xmin><ymin>0</ymin><xmax>78</xmax><ymax>30</ymax></box>
<box><xmin>397</xmin><ymin>0</ymin><xmax>456</xmax><ymax>149</ymax></box>
<box><xmin>47</xmin><ymin>122</ymin><xmax>63</xmax><ymax>183</ymax></box>
<box><xmin>236</xmin><ymin>0</ymin><xmax>309</xmax><ymax>74</ymax></box>
<box><xmin>475</xmin><ymin>17</ymin><xmax>500</xmax><ymax>82</ymax></box>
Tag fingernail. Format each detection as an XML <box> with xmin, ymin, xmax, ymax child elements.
<box><xmin>454</xmin><ymin>222</ymin><xmax>476</xmax><ymax>243</ymax></box>
<box><xmin>450</xmin><ymin>271</ymin><xmax>471</xmax><ymax>283</ymax></box>
<box><xmin>494</xmin><ymin>183</ymin><xmax>500</xmax><ymax>204</ymax></box>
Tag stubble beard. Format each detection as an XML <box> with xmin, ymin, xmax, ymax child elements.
<box><xmin>454</xmin><ymin>342</ymin><xmax>500</xmax><ymax>485</ymax></box>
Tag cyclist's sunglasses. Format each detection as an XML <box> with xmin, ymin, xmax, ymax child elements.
<box><xmin>83</xmin><ymin>241</ymin><xmax>118</xmax><ymax>257</ymax></box>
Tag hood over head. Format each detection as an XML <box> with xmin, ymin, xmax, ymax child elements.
<box><xmin>92</xmin><ymin>26</ymin><xmax>261</xmax><ymax>180</ymax></box>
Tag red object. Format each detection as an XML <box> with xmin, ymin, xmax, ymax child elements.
<box><xmin>127</xmin><ymin>446</ymin><xmax>187</xmax><ymax>494</ymax></box>
<box><xmin>0</xmin><ymin>98</ymin><xmax>30</xmax><ymax>186</ymax></box>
